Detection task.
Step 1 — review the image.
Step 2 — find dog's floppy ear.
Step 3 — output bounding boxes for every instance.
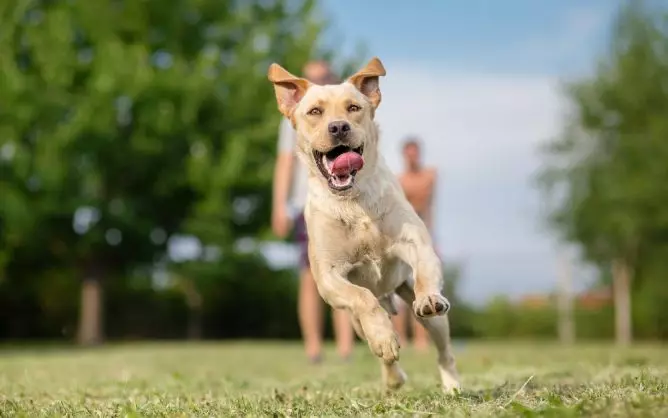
[268,63,311,119]
[347,57,386,109]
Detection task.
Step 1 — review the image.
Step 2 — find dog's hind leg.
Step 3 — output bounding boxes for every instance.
[396,280,460,394]
[377,294,407,390]
[378,294,398,316]
[380,359,407,390]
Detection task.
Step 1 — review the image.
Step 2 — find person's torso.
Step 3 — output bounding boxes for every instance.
[399,170,434,218]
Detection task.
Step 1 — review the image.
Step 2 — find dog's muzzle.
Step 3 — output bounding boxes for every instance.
[313,145,365,191]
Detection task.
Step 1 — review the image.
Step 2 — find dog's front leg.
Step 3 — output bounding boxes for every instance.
[396,280,460,393]
[393,236,451,320]
[314,265,399,365]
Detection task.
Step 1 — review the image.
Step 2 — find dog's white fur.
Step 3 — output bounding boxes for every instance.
[268,57,460,392]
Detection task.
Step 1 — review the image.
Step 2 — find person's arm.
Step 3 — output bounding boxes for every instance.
[424,168,438,231]
[272,118,295,238]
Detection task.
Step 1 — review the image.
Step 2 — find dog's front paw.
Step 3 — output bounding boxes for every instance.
[360,312,400,364]
[413,293,450,318]
[369,331,400,365]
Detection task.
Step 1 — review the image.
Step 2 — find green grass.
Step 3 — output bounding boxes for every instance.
[1,341,666,417]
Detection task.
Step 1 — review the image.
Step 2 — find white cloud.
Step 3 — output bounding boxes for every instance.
[373,66,575,303]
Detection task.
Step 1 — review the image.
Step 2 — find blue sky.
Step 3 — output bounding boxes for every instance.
[320,0,620,76]
[306,0,625,304]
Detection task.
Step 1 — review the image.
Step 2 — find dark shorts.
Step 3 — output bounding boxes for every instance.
[294,212,310,269]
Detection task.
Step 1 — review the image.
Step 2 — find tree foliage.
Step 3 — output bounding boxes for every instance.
[0,0,362,341]
[539,1,668,265]
[537,0,668,340]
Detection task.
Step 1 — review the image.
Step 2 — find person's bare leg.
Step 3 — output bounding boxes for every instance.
[332,308,354,359]
[391,297,409,348]
[412,316,430,352]
[299,267,323,361]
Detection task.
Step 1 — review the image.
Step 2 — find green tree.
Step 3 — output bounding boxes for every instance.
[0,0,359,343]
[162,1,364,339]
[441,261,477,338]
[537,0,668,344]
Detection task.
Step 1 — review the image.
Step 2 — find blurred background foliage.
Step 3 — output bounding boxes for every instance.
[0,0,365,343]
[0,0,667,344]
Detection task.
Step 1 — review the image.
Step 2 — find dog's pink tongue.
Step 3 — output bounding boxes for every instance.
[331,152,364,176]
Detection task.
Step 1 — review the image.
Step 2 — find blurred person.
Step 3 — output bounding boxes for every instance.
[392,137,437,351]
[271,60,354,363]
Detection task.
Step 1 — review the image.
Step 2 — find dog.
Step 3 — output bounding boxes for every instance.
[267,57,460,393]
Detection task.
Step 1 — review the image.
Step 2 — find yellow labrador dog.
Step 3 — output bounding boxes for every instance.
[268,57,460,393]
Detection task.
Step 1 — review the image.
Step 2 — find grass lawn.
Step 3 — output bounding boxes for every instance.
[0,341,666,417]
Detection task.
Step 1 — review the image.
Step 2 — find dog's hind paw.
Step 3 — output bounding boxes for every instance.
[382,363,407,390]
[413,294,450,318]
[439,367,461,394]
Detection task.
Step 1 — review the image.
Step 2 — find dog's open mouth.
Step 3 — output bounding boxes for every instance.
[313,145,365,191]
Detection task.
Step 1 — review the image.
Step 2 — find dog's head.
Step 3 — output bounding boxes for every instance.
[268,57,386,194]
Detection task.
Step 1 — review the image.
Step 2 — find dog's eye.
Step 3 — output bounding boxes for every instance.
[347,104,361,112]
[307,107,322,116]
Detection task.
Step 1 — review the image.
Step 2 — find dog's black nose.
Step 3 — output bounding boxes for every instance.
[328,120,351,140]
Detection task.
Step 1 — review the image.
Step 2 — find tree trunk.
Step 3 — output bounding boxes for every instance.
[77,276,104,345]
[187,306,203,340]
[557,252,575,344]
[181,278,203,340]
[612,258,632,345]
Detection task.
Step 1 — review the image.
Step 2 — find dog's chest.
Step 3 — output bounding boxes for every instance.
[342,216,387,261]
[342,215,403,293]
